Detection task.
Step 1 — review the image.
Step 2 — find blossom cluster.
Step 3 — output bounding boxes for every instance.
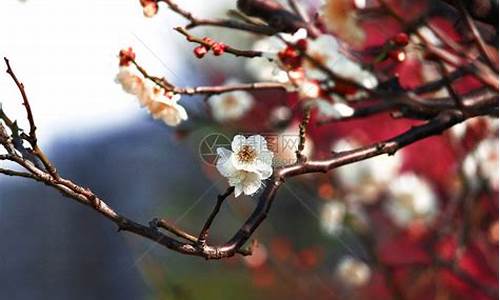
[115,48,188,127]
[124,0,498,297]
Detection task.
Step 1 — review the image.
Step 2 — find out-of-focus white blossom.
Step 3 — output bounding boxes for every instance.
[320,201,346,235]
[336,256,371,286]
[332,138,402,203]
[354,0,366,9]
[281,28,308,43]
[463,138,499,190]
[115,66,188,127]
[217,135,274,197]
[305,35,377,89]
[269,106,293,129]
[246,29,307,83]
[321,0,366,47]
[313,99,354,119]
[385,173,438,227]
[449,117,499,141]
[246,55,289,83]
[208,87,254,122]
[298,79,321,99]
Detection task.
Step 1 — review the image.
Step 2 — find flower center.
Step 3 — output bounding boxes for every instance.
[237,145,257,163]
[223,95,238,109]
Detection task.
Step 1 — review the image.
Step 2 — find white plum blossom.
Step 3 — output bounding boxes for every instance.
[449,117,498,141]
[332,138,402,203]
[305,34,378,89]
[313,99,354,119]
[115,67,144,95]
[208,89,254,122]
[320,201,346,235]
[245,29,307,83]
[463,138,499,190]
[385,173,438,227]
[115,66,188,127]
[298,78,321,99]
[217,135,274,197]
[246,54,290,83]
[336,256,371,287]
[475,139,498,190]
[147,92,188,127]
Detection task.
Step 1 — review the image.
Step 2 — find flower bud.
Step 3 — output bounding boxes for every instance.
[141,0,158,17]
[393,32,409,47]
[211,43,226,56]
[193,46,208,58]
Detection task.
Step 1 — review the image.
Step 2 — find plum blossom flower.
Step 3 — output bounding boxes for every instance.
[321,0,365,47]
[217,135,274,197]
[385,173,438,227]
[313,99,354,119]
[305,35,377,89]
[463,138,499,190]
[146,92,188,127]
[208,84,254,122]
[298,78,321,99]
[336,256,371,286]
[245,29,307,83]
[115,67,144,95]
[332,138,402,203]
[115,66,188,127]
[320,201,346,235]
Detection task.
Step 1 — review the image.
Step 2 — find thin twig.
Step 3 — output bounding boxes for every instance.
[174,27,263,58]
[132,57,290,95]
[197,186,235,245]
[295,106,311,162]
[159,0,277,35]
[456,0,498,71]
[4,58,37,145]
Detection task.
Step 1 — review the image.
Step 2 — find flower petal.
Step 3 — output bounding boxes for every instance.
[246,135,268,154]
[216,148,237,177]
[231,135,247,152]
[241,171,262,195]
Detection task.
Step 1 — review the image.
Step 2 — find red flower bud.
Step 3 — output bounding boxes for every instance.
[211,43,226,56]
[202,37,215,47]
[278,46,302,69]
[141,0,158,18]
[193,46,207,58]
[119,47,136,66]
[393,32,409,47]
[296,39,308,51]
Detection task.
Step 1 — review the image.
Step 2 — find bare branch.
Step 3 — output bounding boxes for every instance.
[159,0,277,35]
[197,186,235,245]
[456,0,498,71]
[131,57,290,96]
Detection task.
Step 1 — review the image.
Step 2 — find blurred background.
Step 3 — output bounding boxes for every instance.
[0,0,498,299]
